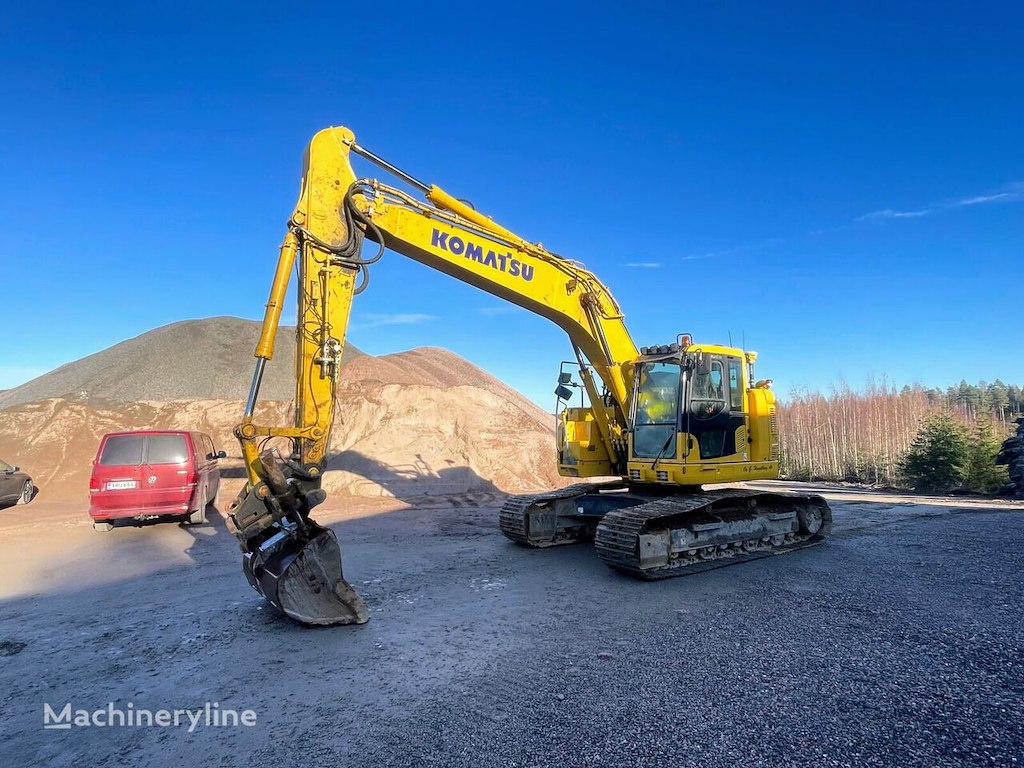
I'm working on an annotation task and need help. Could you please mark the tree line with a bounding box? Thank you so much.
[776,379,1016,492]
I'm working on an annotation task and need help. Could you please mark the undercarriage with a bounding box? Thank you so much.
[500,483,832,578]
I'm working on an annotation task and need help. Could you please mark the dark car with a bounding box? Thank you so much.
[0,459,34,507]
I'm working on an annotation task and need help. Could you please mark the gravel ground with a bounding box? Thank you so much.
[1,484,1022,767]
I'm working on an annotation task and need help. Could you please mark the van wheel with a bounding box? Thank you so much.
[19,480,34,505]
[186,488,208,525]
[93,520,113,532]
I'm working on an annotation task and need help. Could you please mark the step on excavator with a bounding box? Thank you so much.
[227,126,832,625]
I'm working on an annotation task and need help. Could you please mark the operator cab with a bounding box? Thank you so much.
[631,336,751,471]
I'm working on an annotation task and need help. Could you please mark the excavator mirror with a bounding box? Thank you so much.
[697,354,713,376]
[558,372,573,385]
[555,384,574,401]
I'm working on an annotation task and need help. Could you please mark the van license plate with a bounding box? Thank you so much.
[106,480,137,490]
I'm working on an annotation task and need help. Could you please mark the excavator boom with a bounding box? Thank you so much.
[227,127,643,624]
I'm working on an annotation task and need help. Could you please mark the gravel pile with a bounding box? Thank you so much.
[0,317,362,408]
[0,319,563,498]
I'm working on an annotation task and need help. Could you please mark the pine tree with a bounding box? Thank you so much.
[899,414,968,493]
[1008,384,1024,416]
[988,380,1010,419]
[965,419,1009,493]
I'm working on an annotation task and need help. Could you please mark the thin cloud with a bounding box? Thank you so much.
[632,180,1022,270]
[623,253,719,268]
[354,313,435,329]
[954,192,1014,207]
[857,208,932,221]
[858,181,1023,222]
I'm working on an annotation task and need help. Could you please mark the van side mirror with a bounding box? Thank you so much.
[217,451,227,459]
[11,466,19,473]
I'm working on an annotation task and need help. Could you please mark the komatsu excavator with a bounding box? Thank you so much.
[227,126,832,625]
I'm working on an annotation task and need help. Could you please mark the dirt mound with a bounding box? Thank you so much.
[0,391,559,502]
[0,331,562,502]
[324,386,556,498]
[0,317,363,409]
[345,347,516,390]
[342,347,546,416]
[0,399,253,498]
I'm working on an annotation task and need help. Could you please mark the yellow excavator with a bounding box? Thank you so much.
[227,126,832,625]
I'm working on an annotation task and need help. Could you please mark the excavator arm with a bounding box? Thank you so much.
[227,126,639,625]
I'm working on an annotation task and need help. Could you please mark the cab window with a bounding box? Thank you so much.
[633,362,681,458]
[690,359,727,420]
[728,358,743,411]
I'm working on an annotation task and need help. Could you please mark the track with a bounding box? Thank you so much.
[498,481,625,546]
[594,490,832,578]
[501,485,832,578]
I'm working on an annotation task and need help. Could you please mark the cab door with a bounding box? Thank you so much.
[684,355,747,461]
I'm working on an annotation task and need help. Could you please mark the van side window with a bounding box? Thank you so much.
[146,435,189,464]
[100,436,144,466]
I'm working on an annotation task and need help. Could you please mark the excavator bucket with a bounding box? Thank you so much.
[229,450,369,626]
[242,521,369,626]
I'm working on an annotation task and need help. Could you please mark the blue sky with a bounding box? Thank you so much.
[1,1,1021,408]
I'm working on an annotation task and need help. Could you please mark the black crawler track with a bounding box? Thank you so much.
[500,485,832,579]
[594,490,832,578]
[498,481,625,546]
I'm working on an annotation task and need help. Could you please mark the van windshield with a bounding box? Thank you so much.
[146,435,189,464]
[99,436,144,466]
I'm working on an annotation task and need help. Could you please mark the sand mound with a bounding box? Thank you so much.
[0,320,562,501]
[0,399,261,497]
[0,317,362,409]
[0,388,558,502]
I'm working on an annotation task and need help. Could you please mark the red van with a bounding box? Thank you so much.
[89,430,226,531]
